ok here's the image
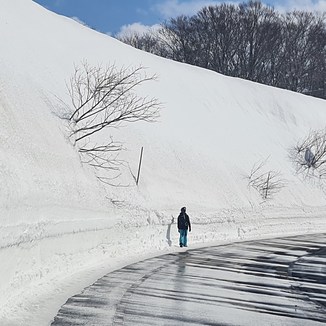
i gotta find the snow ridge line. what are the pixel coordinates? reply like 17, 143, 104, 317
1, 205, 326, 250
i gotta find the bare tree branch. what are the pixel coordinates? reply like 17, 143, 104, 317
290, 128, 326, 178
61, 61, 161, 185
247, 158, 286, 199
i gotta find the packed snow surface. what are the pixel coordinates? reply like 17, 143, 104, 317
1, 0, 326, 325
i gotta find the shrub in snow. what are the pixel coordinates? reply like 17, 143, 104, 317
291, 129, 326, 179
247, 159, 286, 200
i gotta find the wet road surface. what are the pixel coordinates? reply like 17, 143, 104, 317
52, 233, 326, 325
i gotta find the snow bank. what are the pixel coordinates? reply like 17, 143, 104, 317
1, 0, 326, 325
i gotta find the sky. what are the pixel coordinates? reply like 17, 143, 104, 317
33, 0, 326, 37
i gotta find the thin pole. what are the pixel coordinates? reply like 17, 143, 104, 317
136, 146, 144, 186
265, 171, 270, 199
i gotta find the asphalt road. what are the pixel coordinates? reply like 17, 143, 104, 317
51, 233, 326, 325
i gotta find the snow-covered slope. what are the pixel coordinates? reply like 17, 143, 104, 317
1, 0, 326, 325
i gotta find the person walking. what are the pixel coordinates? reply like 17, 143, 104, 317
177, 207, 191, 247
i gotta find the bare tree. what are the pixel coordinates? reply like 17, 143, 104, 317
118, 30, 163, 55
247, 159, 285, 199
63, 62, 160, 184
117, 1, 326, 100
158, 15, 199, 63
278, 12, 326, 96
237, 1, 281, 81
290, 129, 326, 178
196, 4, 243, 74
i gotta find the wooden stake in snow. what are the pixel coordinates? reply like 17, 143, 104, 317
136, 147, 144, 186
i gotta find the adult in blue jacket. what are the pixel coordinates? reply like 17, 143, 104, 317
177, 207, 191, 247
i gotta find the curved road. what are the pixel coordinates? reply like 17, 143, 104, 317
52, 233, 326, 325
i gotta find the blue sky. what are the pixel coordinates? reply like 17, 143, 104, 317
33, 0, 325, 36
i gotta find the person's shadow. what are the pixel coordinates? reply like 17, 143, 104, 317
166, 216, 174, 247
